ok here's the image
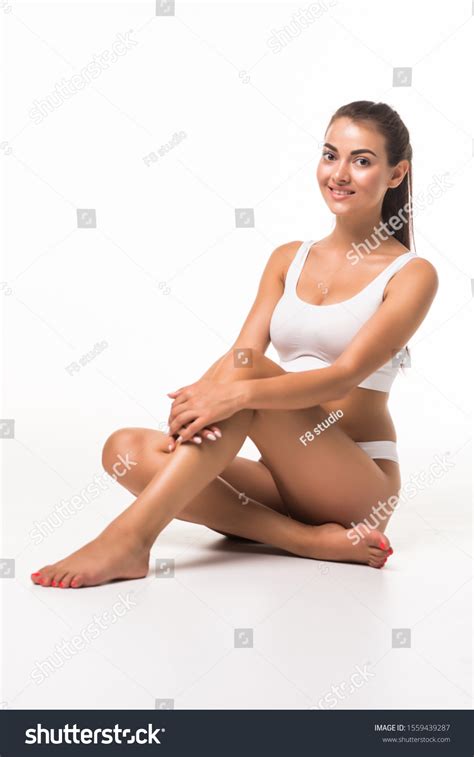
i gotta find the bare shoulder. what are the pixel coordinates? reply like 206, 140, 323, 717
269, 240, 305, 281
387, 255, 439, 302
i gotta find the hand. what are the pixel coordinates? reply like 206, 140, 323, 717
167, 378, 244, 444
166, 424, 222, 453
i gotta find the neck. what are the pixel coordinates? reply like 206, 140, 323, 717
327, 211, 394, 254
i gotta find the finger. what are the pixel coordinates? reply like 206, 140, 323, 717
201, 428, 218, 441
208, 425, 222, 438
169, 410, 199, 436
167, 386, 186, 398
177, 418, 207, 443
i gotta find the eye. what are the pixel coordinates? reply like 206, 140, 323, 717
322, 151, 335, 160
355, 157, 370, 166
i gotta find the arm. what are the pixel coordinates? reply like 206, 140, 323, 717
240, 258, 439, 410
167, 241, 301, 439
198, 241, 300, 377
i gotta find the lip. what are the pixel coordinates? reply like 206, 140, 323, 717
328, 186, 355, 199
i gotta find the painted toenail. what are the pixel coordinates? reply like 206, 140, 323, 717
32, 572, 41, 577
51, 580, 57, 586
71, 581, 78, 587
59, 582, 65, 588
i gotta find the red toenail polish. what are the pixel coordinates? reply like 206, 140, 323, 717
71, 581, 77, 587
32, 572, 40, 577
59, 582, 64, 588
51, 581, 57, 586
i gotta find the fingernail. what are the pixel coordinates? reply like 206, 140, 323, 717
192, 436, 202, 444
168, 444, 173, 451
207, 433, 217, 441
177, 436, 183, 443
213, 429, 222, 438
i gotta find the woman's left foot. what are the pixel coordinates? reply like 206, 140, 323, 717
30, 525, 150, 589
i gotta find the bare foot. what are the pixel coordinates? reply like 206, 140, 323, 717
30, 525, 150, 589
304, 522, 393, 569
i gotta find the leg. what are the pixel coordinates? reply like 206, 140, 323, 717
99, 427, 291, 542
30, 350, 394, 588
31, 412, 313, 589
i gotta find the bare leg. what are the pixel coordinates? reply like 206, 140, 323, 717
30, 352, 393, 588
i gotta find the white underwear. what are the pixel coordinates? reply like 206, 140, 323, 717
356, 440, 399, 464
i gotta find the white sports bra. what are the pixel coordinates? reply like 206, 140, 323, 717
269, 239, 418, 392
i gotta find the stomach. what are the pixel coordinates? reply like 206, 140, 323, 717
321, 387, 397, 443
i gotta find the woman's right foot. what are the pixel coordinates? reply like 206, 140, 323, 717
30, 524, 150, 589
304, 522, 393, 568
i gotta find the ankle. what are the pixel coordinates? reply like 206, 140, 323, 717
101, 519, 151, 553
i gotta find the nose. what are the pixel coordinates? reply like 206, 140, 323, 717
332, 166, 351, 184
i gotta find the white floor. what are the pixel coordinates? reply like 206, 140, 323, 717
2, 439, 472, 711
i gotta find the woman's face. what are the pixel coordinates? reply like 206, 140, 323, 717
316, 117, 407, 216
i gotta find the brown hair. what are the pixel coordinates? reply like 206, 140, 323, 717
326, 100, 415, 252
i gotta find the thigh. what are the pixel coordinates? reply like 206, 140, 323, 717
218, 456, 289, 516
248, 406, 401, 528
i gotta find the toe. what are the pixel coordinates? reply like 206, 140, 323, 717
59, 573, 74, 589
53, 569, 68, 587
31, 571, 43, 585
39, 569, 56, 587
70, 575, 83, 588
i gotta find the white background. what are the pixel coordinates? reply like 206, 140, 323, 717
1, 0, 472, 711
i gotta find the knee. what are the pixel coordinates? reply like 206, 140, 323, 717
101, 428, 143, 474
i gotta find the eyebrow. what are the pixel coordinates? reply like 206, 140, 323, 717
323, 142, 378, 157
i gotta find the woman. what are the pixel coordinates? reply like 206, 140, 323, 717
31, 100, 438, 589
